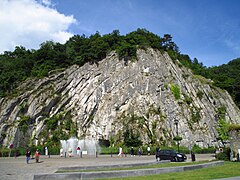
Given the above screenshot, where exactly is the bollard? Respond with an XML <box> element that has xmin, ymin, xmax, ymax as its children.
<box><xmin>48</xmin><ymin>152</ymin><xmax>50</xmax><ymax>158</ymax></box>
<box><xmin>96</xmin><ymin>151</ymin><xmax>98</xmax><ymax>158</ymax></box>
<box><xmin>9</xmin><ymin>149</ymin><xmax>11</xmax><ymax>157</ymax></box>
<box><xmin>111</xmin><ymin>152</ymin><xmax>112</xmax><ymax>157</ymax></box>
<box><xmin>80</xmin><ymin>151</ymin><xmax>82</xmax><ymax>158</ymax></box>
<box><xmin>65</xmin><ymin>152</ymin><xmax>66</xmax><ymax>158</ymax></box>
<box><xmin>191</xmin><ymin>152</ymin><xmax>196</xmax><ymax>162</ymax></box>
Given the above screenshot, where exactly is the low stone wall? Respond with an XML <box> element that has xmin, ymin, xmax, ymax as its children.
<box><xmin>34</xmin><ymin>161</ymin><xmax>224</xmax><ymax>180</ymax></box>
<box><xmin>57</xmin><ymin>160</ymin><xmax>170</xmax><ymax>171</ymax></box>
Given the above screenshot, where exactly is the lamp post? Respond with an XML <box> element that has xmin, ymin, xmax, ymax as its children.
<box><xmin>75</xmin><ymin>119</ymin><xmax>78</xmax><ymax>138</ymax></box>
<box><xmin>174</xmin><ymin>119</ymin><xmax>179</xmax><ymax>152</ymax></box>
<box><xmin>229</xmin><ymin>131</ymin><xmax>233</xmax><ymax>162</ymax></box>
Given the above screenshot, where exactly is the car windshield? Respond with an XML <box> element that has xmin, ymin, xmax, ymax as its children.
<box><xmin>160</xmin><ymin>150</ymin><xmax>177</xmax><ymax>154</ymax></box>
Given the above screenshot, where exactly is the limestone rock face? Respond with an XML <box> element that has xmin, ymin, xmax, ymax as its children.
<box><xmin>0</xmin><ymin>49</ymin><xmax>239</xmax><ymax>148</ymax></box>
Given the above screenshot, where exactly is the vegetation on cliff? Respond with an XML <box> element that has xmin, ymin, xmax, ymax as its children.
<box><xmin>0</xmin><ymin>29</ymin><xmax>176</xmax><ymax>97</ymax></box>
<box><xmin>168</xmin><ymin>52</ymin><xmax>240</xmax><ymax>108</ymax></box>
<box><xmin>0</xmin><ymin>28</ymin><xmax>239</xmax><ymax>109</ymax></box>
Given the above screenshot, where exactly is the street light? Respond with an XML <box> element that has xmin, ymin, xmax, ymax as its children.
<box><xmin>229</xmin><ymin>131</ymin><xmax>233</xmax><ymax>162</ymax></box>
<box><xmin>174</xmin><ymin>119</ymin><xmax>179</xmax><ymax>152</ymax></box>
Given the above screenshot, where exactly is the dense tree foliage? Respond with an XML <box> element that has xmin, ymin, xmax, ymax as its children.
<box><xmin>0</xmin><ymin>28</ymin><xmax>177</xmax><ymax>97</ymax></box>
<box><xmin>168</xmin><ymin>52</ymin><xmax>240</xmax><ymax>108</ymax></box>
<box><xmin>123</xmin><ymin>128</ymin><xmax>142</xmax><ymax>147</ymax></box>
<box><xmin>0</xmin><ymin>29</ymin><xmax>239</xmax><ymax>109</ymax></box>
<box><xmin>206</xmin><ymin>59</ymin><xmax>240</xmax><ymax>108</ymax></box>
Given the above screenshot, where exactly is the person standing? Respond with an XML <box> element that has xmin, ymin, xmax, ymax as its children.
<box><xmin>35</xmin><ymin>149</ymin><xmax>40</xmax><ymax>163</ymax></box>
<box><xmin>147</xmin><ymin>146</ymin><xmax>151</xmax><ymax>156</ymax></box>
<box><xmin>138</xmin><ymin>147</ymin><xmax>142</xmax><ymax>156</ymax></box>
<box><xmin>60</xmin><ymin>147</ymin><xmax>64</xmax><ymax>157</ymax></box>
<box><xmin>45</xmin><ymin>146</ymin><xmax>48</xmax><ymax>156</ymax></box>
<box><xmin>130</xmin><ymin>147</ymin><xmax>134</xmax><ymax>157</ymax></box>
<box><xmin>77</xmin><ymin>147</ymin><xmax>81</xmax><ymax>157</ymax></box>
<box><xmin>25</xmin><ymin>148</ymin><xmax>31</xmax><ymax>164</ymax></box>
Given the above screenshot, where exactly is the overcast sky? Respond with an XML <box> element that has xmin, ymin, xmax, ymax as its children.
<box><xmin>1</xmin><ymin>0</ymin><xmax>240</xmax><ymax>67</ymax></box>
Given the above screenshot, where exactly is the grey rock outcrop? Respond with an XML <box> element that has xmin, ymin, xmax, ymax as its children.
<box><xmin>0</xmin><ymin>48</ymin><xmax>239</xmax><ymax>148</ymax></box>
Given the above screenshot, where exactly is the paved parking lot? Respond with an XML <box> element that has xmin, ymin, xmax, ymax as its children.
<box><xmin>0</xmin><ymin>154</ymin><xmax>215</xmax><ymax>180</ymax></box>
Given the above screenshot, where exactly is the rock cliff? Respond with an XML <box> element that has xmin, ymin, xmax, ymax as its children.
<box><xmin>0</xmin><ymin>48</ymin><xmax>239</xmax><ymax>148</ymax></box>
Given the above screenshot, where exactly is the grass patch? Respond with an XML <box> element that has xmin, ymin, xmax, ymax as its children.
<box><xmin>56</xmin><ymin>161</ymin><xmax>210</xmax><ymax>173</ymax></box>
<box><xmin>170</xmin><ymin>83</ymin><xmax>181</xmax><ymax>100</ymax></box>
<box><xmin>99</xmin><ymin>162</ymin><xmax>240</xmax><ymax>180</ymax></box>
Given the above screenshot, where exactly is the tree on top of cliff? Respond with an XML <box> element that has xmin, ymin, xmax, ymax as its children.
<box><xmin>0</xmin><ymin>29</ymin><xmax>239</xmax><ymax>109</ymax></box>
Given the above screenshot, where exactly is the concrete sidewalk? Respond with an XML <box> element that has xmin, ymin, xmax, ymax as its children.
<box><xmin>0</xmin><ymin>154</ymin><xmax>215</xmax><ymax>180</ymax></box>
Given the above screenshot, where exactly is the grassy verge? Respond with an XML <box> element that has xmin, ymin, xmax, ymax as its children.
<box><xmin>99</xmin><ymin>162</ymin><xmax>240</xmax><ymax>180</ymax></box>
<box><xmin>57</xmin><ymin>161</ymin><xmax>211</xmax><ymax>173</ymax></box>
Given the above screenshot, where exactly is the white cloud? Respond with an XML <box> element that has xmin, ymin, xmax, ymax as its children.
<box><xmin>0</xmin><ymin>0</ymin><xmax>76</xmax><ymax>53</ymax></box>
<box><xmin>40</xmin><ymin>0</ymin><xmax>52</xmax><ymax>7</ymax></box>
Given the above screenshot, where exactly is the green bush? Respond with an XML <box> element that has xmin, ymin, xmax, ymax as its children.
<box><xmin>0</xmin><ymin>147</ymin><xmax>26</xmax><ymax>157</ymax></box>
<box><xmin>0</xmin><ymin>148</ymin><xmax>10</xmax><ymax>157</ymax></box>
<box><xmin>196</xmin><ymin>90</ymin><xmax>204</xmax><ymax>99</ymax></box>
<box><xmin>183</xmin><ymin>94</ymin><xmax>193</xmax><ymax>105</ymax></box>
<box><xmin>216</xmin><ymin>148</ymin><xmax>230</xmax><ymax>161</ymax></box>
<box><xmin>170</xmin><ymin>83</ymin><xmax>181</xmax><ymax>100</ymax></box>
<box><xmin>99</xmin><ymin>145</ymin><xmax>216</xmax><ymax>155</ymax></box>
<box><xmin>191</xmin><ymin>145</ymin><xmax>216</xmax><ymax>154</ymax></box>
<box><xmin>47</xmin><ymin>146</ymin><xmax>60</xmax><ymax>155</ymax></box>
<box><xmin>216</xmin><ymin>152</ymin><xmax>229</xmax><ymax>161</ymax></box>
<box><xmin>191</xmin><ymin>110</ymin><xmax>201</xmax><ymax>123</ymax></box>
<box><xmin>123</xmin><ymin>128</ymin><xmax>142</xmax><ymax>147</ymax></box>
<box><xmin>100</xmin><ymin>146</ymin><xmax>120</xmax><ymax>154</ymax></box>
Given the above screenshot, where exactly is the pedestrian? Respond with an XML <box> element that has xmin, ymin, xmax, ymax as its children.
<box><xmin>138</xmin><ymin>147</ymin><xmax>142</xmax><ymax>156</ymax></box>
<box><xmin>130</xmin><ymin>147</ymin><xmax>134</xmax><ymax>156</ymax></box>
<box><xmin>238</xmin><ymin>148</ymin><xmax>240</xmax><ymax>161</ymax></box>
<box><xmin>147</xmin><ymin>146</ymin><xmax>151</xmax><ymax>156</ymax></box>
<box><xmin>45</xmin><ymin>146</ymin><xmax>48</xmax><ymax>156</ymax></box>
<box><xmin>77</xmin><ymin>147</ymin><xmax>81</xmax><ymax>157</ymax></box>
<box><xmin>60</xmin><ymin>147</ymin><xmax>64</xmax><ymax>157</ymax></box>
<box><xmin>118</xmin><ymin>147</ymin><xmax>123</xmax><ymax>157</ymax></box>
<box><xmin>35</xmin><ymin>149</ymin><xmax>40</xmax><ymax>163</ymax></box>
<box><xmin>25</xmin><ymin>148</ymin><xmax>31</xmax><ymax>164</ymax></box>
